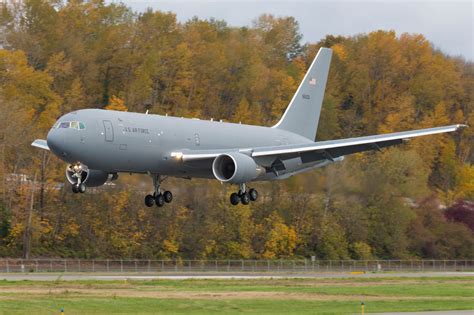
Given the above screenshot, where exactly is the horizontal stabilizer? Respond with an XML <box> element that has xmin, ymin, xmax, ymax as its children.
<box><xmin>31</xmin><ymin>139</ymin><xmax>50</xmax><ymax>151</ymax></box>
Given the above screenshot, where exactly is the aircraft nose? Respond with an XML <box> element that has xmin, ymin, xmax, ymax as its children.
<box><xmin>47</xmin><ymin>129</ymin><xmax>65</xmax><ymax>156</ymax></box>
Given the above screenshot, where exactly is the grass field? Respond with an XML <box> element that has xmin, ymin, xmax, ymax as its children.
<box><xmin>0</xmin><ymin>276</ymin><xmax>472</xmax><ymax>314</ymax></box>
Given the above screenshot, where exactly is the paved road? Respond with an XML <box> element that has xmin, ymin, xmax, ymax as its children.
<box><xmin>0</xmin><ymin>271</ymin><xmax>472</xmax><ymax>281</ymax></box>
<box><xmin>371</xmin><ymin>312</ymin><xmax>473</xmax><ymax>315</ymax></box>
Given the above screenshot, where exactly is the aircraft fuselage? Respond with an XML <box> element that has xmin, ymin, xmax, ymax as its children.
<box><xmin>47</xmin><ymin>109</ymin><xmax>317</xmax><ymax>180</ymax></box>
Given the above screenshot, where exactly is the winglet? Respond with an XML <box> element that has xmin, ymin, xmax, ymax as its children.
<box><xmin>32</xmin><ymin>139</ymin><xmax>50</xmax><ymax>151</ymax></box>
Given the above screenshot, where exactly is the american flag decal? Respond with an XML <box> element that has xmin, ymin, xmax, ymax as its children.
<box><xmin>309</xmin><ymin>77</ymin><xmax>317</xmax><ymax>86</ymax></box>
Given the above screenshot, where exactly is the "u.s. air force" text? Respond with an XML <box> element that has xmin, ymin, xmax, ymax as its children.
<box><xmin>123</xmin><ymin>127</ymin><xmax>149</xmax><ymax>134</ymax></box>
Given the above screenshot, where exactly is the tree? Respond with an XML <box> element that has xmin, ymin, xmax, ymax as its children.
<box><xmin>445</xmin><ymin>201</ymin><xmax>474</xmax><ymax>232</ymax></box>
<box><xmin>254</xmin><ymin>14</ymin><xmax>303</xmax><ymax>62</ymax></box>
<box><xmin>232</xmin><ymin>97</ymin><xmax>250</xmax><ymax>123</ymax></box>
<box><xmin>409</xmin><ymin>197</ymin><xmax>474</xmax><ymax>259</ymax></box>
<box><xmin>315</xmin><ymin>215</ymin><xmax>349</xmax><ymax>260</ymax></box>
<box><xmin>352</xmin><ymin>241</ymin><xmax>373</xmax><ymax>260</ymax></box>
<box><xmin>105</xmin><ymin>95</ymin><xmax>128</xmax><ymax>111</ymax></box>
<box><xmin>260</xmin><ymin>212</ymin><xmax>297</xmax><ymax>259</ymax></box>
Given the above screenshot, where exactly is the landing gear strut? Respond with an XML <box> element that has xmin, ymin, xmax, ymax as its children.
<box><xmin>230</xmin><ymin>183</ymin><xmax>258</xmax><ymax>206</ymax></box>
<box><xmin>144</xmin><ymin>175</ymin><xmax>173</xmax><ymax>208</ymax></box>
<box><xmin>70</xmin><ymin>163</ymin><xmax>86</xmax><ymax>194</ymax></box>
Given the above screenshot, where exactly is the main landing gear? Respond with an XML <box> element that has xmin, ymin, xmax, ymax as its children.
<box><xmin>230</xmin><ymin>183</ymin><xmax>258</xmax><ymax>206</ymax></box>
<box><xmin>144</xmin><ymin>175</ymin><xmax>173</xmax><ymax>208</ymax></box>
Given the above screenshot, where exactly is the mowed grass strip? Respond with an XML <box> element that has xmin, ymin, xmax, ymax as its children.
<box><xmin>133</xmin><ymin>277</ymin><xmax>474</xmax><ymax>297</ymax></box>
<box><xmin>0</xmin><ymin>297</ymin><xmax>473</xmax><ymax>315</ymax></box>
<box><xmin>0</xmin><ymin>276</ymin><xmax>472</xmax><ymax>314</ymax></box>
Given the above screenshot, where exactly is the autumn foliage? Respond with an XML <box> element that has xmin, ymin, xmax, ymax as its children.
<box><xmin>0</xmin><ymin>0</ymin><xmax>472</xmax><ymax>259</ymax></box>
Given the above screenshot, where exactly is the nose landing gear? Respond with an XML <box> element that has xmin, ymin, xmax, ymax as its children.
<box><xmin>144</xmin><ymin>175</ymin><xmax>173</xmax><ymax>208</ymax></box>
<box><xmin>230</xmin><ymin>183</ymin><xmax>258</xmax><ymax>206</ymax></box>
<box><xmin>72</xmin><ymin>183</ymin><xmax>86</xmax><ymax>194</ymax></box>
<box><xmin>69</xmin><ymin>162</ymin><xmax>86</xmax><ymax>194</ymax></box>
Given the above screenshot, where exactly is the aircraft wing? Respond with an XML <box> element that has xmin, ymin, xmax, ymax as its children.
<box><xmin>179</xmin><ymin>124</ymin><xmax>466</xmax><ymax>163</ymax></box>
<box><xmin>31</xmin><ymin>139</ymin><xmax>50</xmax><ymax>151</ymax></box>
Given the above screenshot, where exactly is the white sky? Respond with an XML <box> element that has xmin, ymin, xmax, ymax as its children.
<box><xmin>117</xmin><ymin>0</ymin><xmax>473</xmax><ymax>61</ymax></box>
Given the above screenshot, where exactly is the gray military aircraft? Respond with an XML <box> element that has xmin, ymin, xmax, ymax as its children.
<box><xmin>32</xmin><ymin>48</ymin><xmax>465</xmax><ymax>207</ymax></box>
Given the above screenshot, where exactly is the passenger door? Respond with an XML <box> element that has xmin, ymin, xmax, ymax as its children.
<box><xmin>103</xmin><ymin>120</ymin><xmax>114</xmax><ymax>142</ymax></box>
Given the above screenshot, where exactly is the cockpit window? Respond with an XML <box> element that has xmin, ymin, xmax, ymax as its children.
<box><xmin>56</xmin><ymin>121</ymin><xmax>86</xmax><ymax>130</ymax></box>
<box><xmin>59</xmin><ymin>122</ymin><xmax>70</xmax><ymax>129</ymax></box>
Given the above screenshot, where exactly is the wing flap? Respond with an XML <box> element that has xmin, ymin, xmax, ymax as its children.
<box><xmin>300</xmin><ymin>139</ymin><xmax>403</xmax><ymax>163</ymax></box>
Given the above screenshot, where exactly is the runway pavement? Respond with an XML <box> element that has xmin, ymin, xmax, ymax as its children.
<box><xmin>0</xmin><ymin>271</ymin><xmax>472</xmax><ymax>281</ymax></box>
<box><xmin>371</xmin><ymin>312</ymin><xmax>473</xmax><ymax>315</ymax></box>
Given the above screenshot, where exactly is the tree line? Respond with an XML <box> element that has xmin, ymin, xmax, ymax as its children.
<box><xmin>0</xmin><ymin>0</ymin><xmax>472</xmax><ymax>259</ymax></box>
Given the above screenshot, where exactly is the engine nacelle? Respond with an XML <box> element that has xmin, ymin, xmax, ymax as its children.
<box><xmin>66</xmin><ymin>164</ymin><xmax>116</xmax><ymax>187</ymax></box>
<box><xmin>212</xmin><ymin>153</ymin><xmax>265</xmax><ymax>184</ymax></box>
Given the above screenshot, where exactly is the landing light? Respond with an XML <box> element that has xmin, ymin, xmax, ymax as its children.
<box><xmin>171</xmin><ymin>152</ymin><xmax>183</xmax><ymax>160</ymax></box>
<box><xmin>72</xmin><ymin>163</ymin><xmax>82</xmax><ymax>172</ymax></box>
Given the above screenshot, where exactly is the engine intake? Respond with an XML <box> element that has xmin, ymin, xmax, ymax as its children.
<box><xmin>212</xmin><ymin>153</ymin><xmax>265</xmax><ymax>184</ymax></box>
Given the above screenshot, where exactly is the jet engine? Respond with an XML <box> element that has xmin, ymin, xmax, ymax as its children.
<box><xmin>212</xmin><ymin>153</ymin><xmax>265</xmax><ymax>184</ymax></box>
<box><xmin>66</xmin><ymin>163</ymin><xmax>117</xmax><ymax>187</ymax></box>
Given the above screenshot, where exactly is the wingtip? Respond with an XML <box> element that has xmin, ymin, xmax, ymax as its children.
<box><xmin>456</xmin><ymin>124</ymin><xmax>468</xmax><ymax>129</ymax></box>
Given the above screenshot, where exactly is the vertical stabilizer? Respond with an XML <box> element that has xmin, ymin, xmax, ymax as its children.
<box><xmin>273</xmin><ymin>48</ymin><xmax>332</xmax><ymax>140</ymax></box>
